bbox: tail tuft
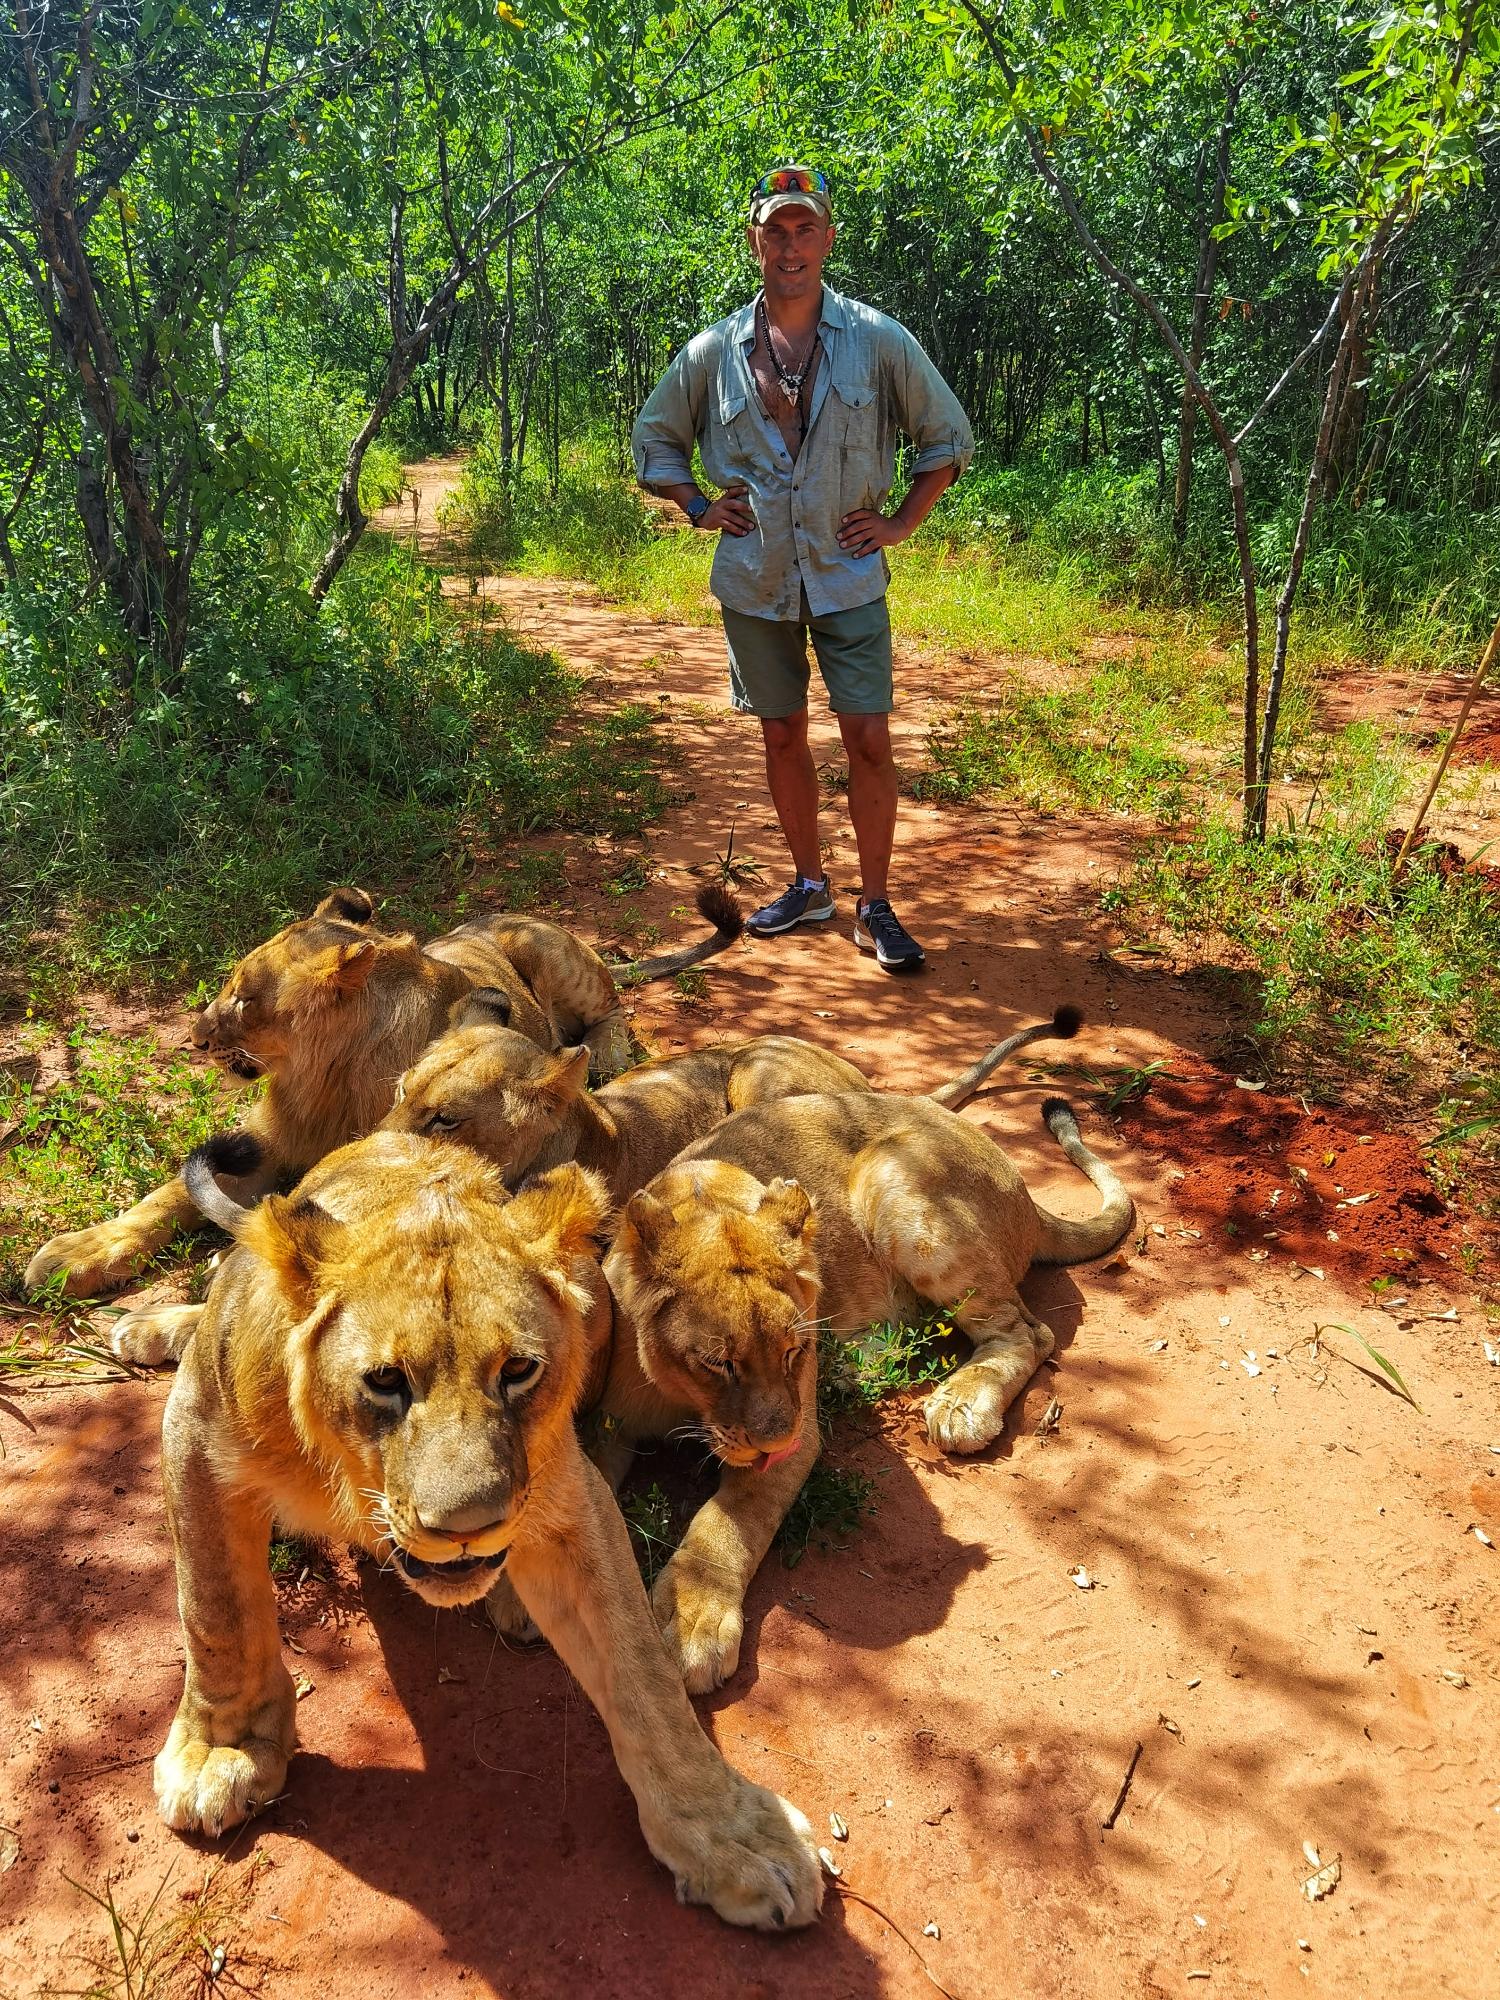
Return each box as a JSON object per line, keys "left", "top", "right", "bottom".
{"left": 197, "top": 1129, "right": 265, "bottom": 1180}
{"left": 1041, "top": 1096, "right": 1080, "bottom": 1138}
{"left": 1052, "top": 1003, "right": 1084, "bottom": 1039}
{"left": 694, "top": 881, "right": 744, "bottom": 940}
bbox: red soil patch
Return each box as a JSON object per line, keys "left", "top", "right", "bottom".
{"left": 1451, "top": 718, "right": 1500, "bottom": 767}
{"left": 1120, "top": 1059, "right": 1487, "bottom": 1289}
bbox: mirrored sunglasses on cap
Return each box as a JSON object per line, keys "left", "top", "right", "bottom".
{"left": 749, "top": 167, "right": 830, "bottom": 213}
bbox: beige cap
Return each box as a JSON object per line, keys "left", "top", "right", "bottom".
{"left": 748, "top": 168, "right": 832, "bottom": 226}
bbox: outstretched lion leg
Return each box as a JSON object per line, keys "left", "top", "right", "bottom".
{"left": 651, "top": 1357, "right": 819, "bottom": 1694}
{"left": 153, "top": 1363, "right": 297, "bottom": 1837}
{"left": 922, "top": 1289, "right": 1055, "bottom": 1456}
{"left": 25, "top": 1175, "right": 204, "bottom": 1299}
{"left": 111, "top": 1302, "right": 204, "bottom": 1368}
{"left": 504, "top": 1442, "right": 822, "bottom": 1931}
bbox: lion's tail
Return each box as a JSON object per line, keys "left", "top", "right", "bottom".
{"left": 928, "top": 1003, "right": 1083, "bottom": 1110}
{"left": 1030, "top": 1098, "right": 1136, "bottom": 1265}
{"left": 613, "top": 883, "right": 743, "bottom": 987}
{"left": 184, "top": 1130, "right": 267, "bottom": 1237}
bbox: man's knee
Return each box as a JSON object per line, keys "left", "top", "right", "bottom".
{"left": 761, "top": 710, "right": 810, "bottom": 759}
{"left": 839, "top": 712, "right": 893, "bottom": 768}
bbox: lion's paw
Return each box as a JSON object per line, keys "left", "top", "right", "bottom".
{"left": 654, "top": 1777, "right": 823, "bottom": 1930}
{"left": 111, "top": 1304, "right": 201, "bottom": 1368}
{"left": 25, "top": 1227, "right": 142, "bottom": 1299}
{"left": 154, "top": 1724, "right": 288, "bottom": 1837}
{"left": 484, "top": 1571, "right": 542, "bottom": 1646}
{"left": 653, "top": 1556, "right": 744, "bottom": 1694}
{"left": 924, "top": 1375, "right": 1007, "bottom": 1455}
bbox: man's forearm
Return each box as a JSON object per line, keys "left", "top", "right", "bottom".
{"left": 657, "top": 481, "right": 706, "bottom": 520}
{"left": 891, "top": 465, "right": 957, "bottom": 537}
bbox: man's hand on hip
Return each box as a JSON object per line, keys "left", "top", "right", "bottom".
{"left": 837, "top": 509, "right": 910, "bottom": 557}
{"left": 705, "top": 482, "right": 755, "bottom": 536}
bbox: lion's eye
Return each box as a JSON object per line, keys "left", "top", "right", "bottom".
{"left": 424, "top": 1109, "right": 464, "bottom": 1134}
{"left": 363, "top": 1365, "right": 410, "bottom": 1404}
{"left": 498, "top": 1354, "right": 542, "bottom": 1392}
{"left": 699, "top": 1355, "right": 734, "bottom": 1379}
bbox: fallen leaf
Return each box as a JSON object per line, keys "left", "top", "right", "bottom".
{"left": 830, "top": 1812, "right": 848, "bottom": 1841}
{"left": 1036, "top": 1397, "right": 1063, "bottom": 1437}
{"left": 0, "top": 1827, "right": 18, "bottom": 1873}
{"left": 294, "top": 1676, "right": 315, "bottom": 1700}
{"left": 437, "top": 1666, "right": 465, "bottom": 1685}
{"left": 818, "top": 1847, "right": 842, "bottom": 1878}
{"left": 1473, "top": 1526, "right": 1494, "bottom": 1549}
{"left": 1158, "top": 1712, "right": 1182, "bottom": 1738}
{"left": 1068, "top": 1565, "right": 1094, "bottom": 1590}
{"left": 923, "top": 1804, "right": 952, "bottom": 1826}
{"left": 1234, "top": 1077, "right": 1266, "bottom": 1091}
{"left": 1337, "top": 1193, "right": 1375, "bottom": 1208}
{"left": 1151, "top": 1223, "right": 1166, "bottom": 1237}
{"left": 812, "top": 1010, "right": 834, "bottom": 1020}
{"left": 923, "top": 1921, "right": 941, "bottom": 1940}
{"left": 1483, "top": 1342, "right": 1499, "bottom": 1367}
{"left": 1151, "top": 1339, "right": 1168, "bottom": 1352}
{"left": 1441, "top": 1670, "right": 1469, "bottom": 1687}
{"left": 1241, "top": 1357, "right": 1262, "bottom": 1378}
{"left": 1301, "top": 1851, "right": 1341, "bottom": 1902}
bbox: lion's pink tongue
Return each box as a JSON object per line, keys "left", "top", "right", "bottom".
{"left": 756, "top": 1441, "right": 800, "bottom": 1473}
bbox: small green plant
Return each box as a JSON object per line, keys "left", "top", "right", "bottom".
{"left": 621, "top": 1481, "right": 679, "bottom": 1586}
{"left": 712, "top": 819, "right": 766, "bottom": 888}
{"left": 775, "top": 1463, "right": 876, "bottom": 1569}
{"left": 672, "top": 968, "right": 710, "bottom": 1005}
{"left": 1319, "top": 1321, "right": 1422, "bottom": 1413}
{"left": 818, "top": 1303, "right": 963, "bottom": 1428}
{"left": 603, "top": 854, "right": 652, "bottom": 897}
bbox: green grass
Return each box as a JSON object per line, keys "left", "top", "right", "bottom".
{"left": 0, "top": 1027, "right": 243, "bottom": 1292}
{"left": 775, "top": 1464, "right": 876, "bottom": 1569}
{"left": 0, "top": 541, "right": 676, "bottom": 1005}
{"left": 818, "top": 1302, "right": 964, "bottom": 1428}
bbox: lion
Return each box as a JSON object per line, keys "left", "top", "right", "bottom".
{"left": 376, "top": 1003, "right": 1085, "bottom": 1206}
{"left": 600, "top": 1091, "right": 1134, "bottom": 1692}
{"left": 23, "top": 883, "right": 741, "bottom": 1319}
{"left": 153, "top": 1128, "right": 822, "bottom": 1929}
{"left": 119, "top": 1005, "right": 1083, "bottom": 1374}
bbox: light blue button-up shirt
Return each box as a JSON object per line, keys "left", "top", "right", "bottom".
{"left": 631, "top": 286, "right": 974, "bottom": 621}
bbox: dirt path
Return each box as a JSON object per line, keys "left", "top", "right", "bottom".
{"left": 4, "top": 462, "right": 1498, "bottom": 2000}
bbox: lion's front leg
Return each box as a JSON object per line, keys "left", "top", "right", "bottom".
{"left": 923, "top": 1291, "right": 1055, "bottom": 1455}
{"left": 653, "top": 1359, "right": 819, "bottom": 1694}
{"left": 154, "top": 1366, "right": 296, "bottom": 1836}
{"left": 25, "top": 1175, "right": 203, "bottom": 1299}
{"left": 110, "top": 1301, "right": 204, "bottom": 1368}
{"left": 505, "top": 1446, "right": 822, "bottom": 1931}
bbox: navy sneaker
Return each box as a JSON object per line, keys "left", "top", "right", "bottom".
{"left": 746, "top": 876, "right": 837, "bottom": 936}
{"left": 854, "top": 897, "right": 925, "bottom": 972}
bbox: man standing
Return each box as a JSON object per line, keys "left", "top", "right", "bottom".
{"left": 631, "top": 167, "right": 973, "bottom": 972}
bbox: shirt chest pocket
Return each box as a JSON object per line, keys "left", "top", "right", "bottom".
{"left": 833, "top": 379, "right": 880, "bottom": 513}
{"left": 716, "top": 386, "right": 756, "bottom": 473}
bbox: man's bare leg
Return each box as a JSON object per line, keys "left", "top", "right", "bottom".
{"left": 759, "top": 709, "right": 824, "bottom": 882}
{"left": 838, "top": 710, "right": 897, "bottom": 902}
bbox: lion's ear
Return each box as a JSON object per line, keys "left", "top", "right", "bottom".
{"left": 452, "top": 985, "right": 513, "bottom": 1030}
{"left": 757, "top": 1177, "right": 815, "bottom": 1241}
{"left": 618, "top": 1187, "right": 671, "bottom": 1263}
{"left": 506, "top": 1164, "right": 612, "bottom": 1280}
{"left": 242, "top": 1194, "right": 342, "bottom": 1311}
{"left": 537, "top": 1044, "right": 590, "bottom": 1105}
{"left": 311, "top": 938, "right": 379, "bottom": 994}
{"left": 314, "top": 887, "right": 376, "bottom": 925}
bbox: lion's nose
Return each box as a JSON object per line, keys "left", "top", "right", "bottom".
{"left": 416, "top": 1500, "right": 511, "bottom": 1539}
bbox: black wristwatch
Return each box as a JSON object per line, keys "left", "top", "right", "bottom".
{"left": 684, "top": 493, "right": 712, "bottom": 528}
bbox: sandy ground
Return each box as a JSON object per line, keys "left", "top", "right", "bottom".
{"left": 2, "top": 464, "right": 1497, "bottom": 1999}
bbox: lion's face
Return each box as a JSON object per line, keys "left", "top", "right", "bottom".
{"left": 381, "top": 1025, "right": 589, "bottom": 1186}
{"left": 191, "top": 889, "right": 384, "bottom": 1077}
{"left": 241, "top": 1150, "right": 608, "bottom": 1607}
{"left": 612, "top": 1165, "right": 819, "bottom": 1470}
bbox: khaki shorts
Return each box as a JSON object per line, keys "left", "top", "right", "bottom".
{"left": 722, "top": 590, "right": 893, "bottom": 718}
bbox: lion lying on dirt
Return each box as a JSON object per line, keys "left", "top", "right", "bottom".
{"left": 154, "top": 1128, "right": 822, "bottom": 1929}
{"left": 602, "top": 1091, "right": 1134, "bottom": 1692}
{"left": 120, "top": 1006, "right": 1083, "bottom": 1370}
{"left": 23, "top": 883, "right": 740, "bottom": 1314}
{"left": 377, "top": 1004, "right": 1084, "bottom": 1204}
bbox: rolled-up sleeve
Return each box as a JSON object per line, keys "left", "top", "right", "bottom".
{"left": 631, "top": 340, "right": 709, "bottom": 491}
{"left": 885, "top": 326, "right": 974, "bottom": 481}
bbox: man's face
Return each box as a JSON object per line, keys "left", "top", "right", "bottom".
{"left": 747, "top": 204, "right": 836, "bottom": 306}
